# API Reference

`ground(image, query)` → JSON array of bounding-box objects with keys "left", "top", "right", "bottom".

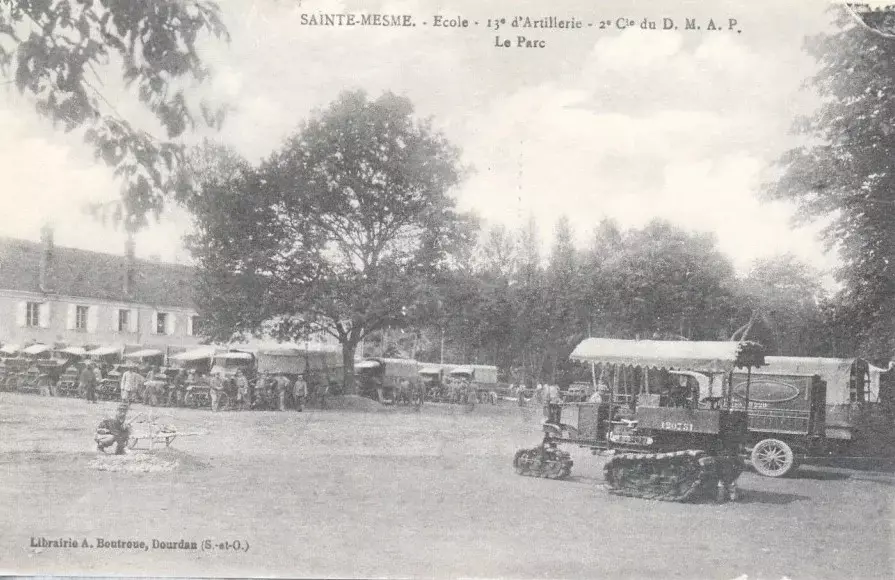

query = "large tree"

[
  {"left": 767, "top": 6, "right": 895, "bottom": 361},
  {"left": 598, "top": 220, "right": 739, "bottom": 341},
  {"left": 510, "top": 216, "right": 552, "bottom": 384},
  {"left": 1, "top": 0, "right": 229, "bottom": 230},
  {"left": 735, "top": 254, "right": 830, "bottom": 356},
  {"left": 544, "top": 216, "right": 586, "bottom": 384},
  {"left": 186, "top": 90, "right": 473, "bottom": 390}
]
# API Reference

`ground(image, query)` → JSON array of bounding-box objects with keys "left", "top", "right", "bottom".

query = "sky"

[{"left": 0, "top": 0, "right": 851, "bottom": 278}]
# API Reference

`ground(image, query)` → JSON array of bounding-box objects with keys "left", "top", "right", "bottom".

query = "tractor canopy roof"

[{"left": 570, "top": 338, "right": 765, "bottom": 373}]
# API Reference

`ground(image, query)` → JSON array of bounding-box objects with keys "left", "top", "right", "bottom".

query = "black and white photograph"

[{"left": 0, "top": 0, "right": 894, "bottom": 578}]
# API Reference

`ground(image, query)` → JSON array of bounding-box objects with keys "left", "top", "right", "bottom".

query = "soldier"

[
  {"left": 588, "top": 381, "right": 610, "bottom": 404},
  {"left": 80, "top": 361, "right": 98, "bottom": 404},
  {"left": 92, "top": 362, "right": 103, "bottom": 383},
  {"left": 293, "top": 372, "right": 308, "bottom": 411},
  {"left": 119, "top": 366, "right": 144, "bottom": 403},
  {"left": 665, "top": 375, "right": 691, "bottom": 408},
  {"left": 209, "top": 373, "right": 224, "bottom": 412},
  {"left": 168, "top": 369, "right": 187, "bottom": 407},
  {"left": 274, "top": 373, "right": 290, "bottom": 411},
  {"left": 235, "top": 369, "right": 250, "bottom": 411},
  {"left": 95, "top": 399, "right": 132, "bottom": 455},
  {"left": 397, "top": 377, "right": 411, "bottom": 405},
  {"left": 544, "top": 383, "right": 562, "bottom": 424}
]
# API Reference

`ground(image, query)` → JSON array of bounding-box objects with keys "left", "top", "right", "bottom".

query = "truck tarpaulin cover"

[
  {"left": 86, "top": 346, "right": 120, "bottom": 357},
  {"left": 123, "top": 348, "right": 163, "bottom": 359},
  {"left": 257, "top": 349, "right": 342, "bottom": 374},
  {"left": 355, "top": 360, "right": 382, "bottom": 370},
  {"left": 22, "top": 344, "right": 51, "bottom": 356},
  {"left": 570, "top": 338, "right": 749, "bottom": 373},
  {"left": 170, "top": 346, "right": 219, "bottom": 362},
  {"left": 758, "top": 357, "right": 864, "bottom": 405}
]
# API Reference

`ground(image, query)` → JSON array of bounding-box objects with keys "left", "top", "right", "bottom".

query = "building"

[{"left": 0, "top": 228, "right": 201, "bottom": 352}]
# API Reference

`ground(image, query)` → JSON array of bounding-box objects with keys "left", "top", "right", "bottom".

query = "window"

[
  {"left": 156, "top": 312, "right": 168, "bottom": 335},
  {"left": 118, "top": 309, "right": 130, "bottom": 333},
  {"left": 189, "top": 316, "right": 202, "bottom": 337},
  {"left": 26, "top": 302, "right": 41, "bottom": 327},
  {"left": 75, "top": 306, "right": 89, "bottom": 331},
  {"left": 850, "top": 370, "right": 870, "bottom": 403}
]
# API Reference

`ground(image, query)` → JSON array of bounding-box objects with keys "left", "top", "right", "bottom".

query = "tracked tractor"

[{"left": 513, "top": 339, "right": 765, "bottom": 502}]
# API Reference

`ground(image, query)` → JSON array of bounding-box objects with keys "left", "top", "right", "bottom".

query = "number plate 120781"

[{"left": 660, "top": 421, "right": 694, "bottom": 432}]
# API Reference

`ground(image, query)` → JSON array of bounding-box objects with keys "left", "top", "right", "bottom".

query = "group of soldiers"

[
  {"left": 217, "top": 371, "right": 312, "bottom": 412},
  {"left": 75, "top": 361, "right": 338, "bottom": 413},
  {"left": 418, "top": 376, "right": 475, "bottom": 404}
]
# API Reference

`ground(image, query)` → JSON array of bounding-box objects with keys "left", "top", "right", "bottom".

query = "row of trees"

[{"left": 362, "top": 216, "right": 836, "bottom": 385}]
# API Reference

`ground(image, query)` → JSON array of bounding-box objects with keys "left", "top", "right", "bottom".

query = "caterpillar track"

[
  {"left": 513, "top": 446, "right": 573, "bottom": 479},
  {"left": 603, "top": 450, "right": 744, "bottom": 502}
]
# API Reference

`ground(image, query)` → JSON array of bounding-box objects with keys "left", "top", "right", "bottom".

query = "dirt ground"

[{"left": 0, "top": 392, "right": 892, "bottom": 579}]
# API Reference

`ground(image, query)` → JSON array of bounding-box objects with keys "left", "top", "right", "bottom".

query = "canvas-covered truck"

[
  {"left": 514, "top": 338, "right": 766, "bottom": 502},
  {"left": 256, "top": 344, "right": 342, "bottom": 383},
  {"left": 419, "top": 365, "right": 445, "bottom": 397},
  {"left": 17, "top": 343, "right": 55, "bottom": 395},
  {"left": 726, "top": 370, "right": 827, "bottom": 477},
  {"left": 356, "top": 358, "right": 419, "bottom": 404},
  {"left": 210, "top": 350, "right": 256, "bottom": 380},
  {"left": 256, "top": 343, "right": 344, "bottom": 407},
  {"left": 743, "top": 357, "right": 895, "bottom": 462},
  {"left": 445, "top": 365, "right": 499, "bottom": 404}
]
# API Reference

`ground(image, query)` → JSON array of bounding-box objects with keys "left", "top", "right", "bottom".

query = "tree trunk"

[{"left": 341, "top": 340, "right": 358, "bottom": 394}]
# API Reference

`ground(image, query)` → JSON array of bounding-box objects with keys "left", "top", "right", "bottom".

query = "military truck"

[{"left": 355, "top": 358, "right": 419, "bottom": 404}]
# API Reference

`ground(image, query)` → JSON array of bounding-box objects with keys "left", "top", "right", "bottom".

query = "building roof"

[{"left": 0, "top": 236, "right": 196, "bottom": 309}]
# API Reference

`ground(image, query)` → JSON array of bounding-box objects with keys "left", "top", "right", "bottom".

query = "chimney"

[
  {"left": 39, "top": 225, "right": 54, "bottom": 292},
  {"left": 124, "top": 234, "right": 136, "bottom": 297}
]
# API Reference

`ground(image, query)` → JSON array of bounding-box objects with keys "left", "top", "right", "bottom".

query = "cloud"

[
  {"left": 454, "top": 8, "right": 834, "bottom": 273},
  {"left": 0, "top": 0, "right": 838, "bottom": 276}
]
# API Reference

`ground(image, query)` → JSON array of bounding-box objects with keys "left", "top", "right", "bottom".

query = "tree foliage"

[
  {"left": 767, "top": 6, "right": 895, "bottom": 360},
  {"left": 591, "top": 220, "right": 739, "bottom": 342},
  {"left": 186, "top": 90, "right": 473, "bottom": 389},
  {"left": 0, "top": 0, "right": 229, "bottom": 231},
  {"left": 737, "top": 254, "right": 830, "bottom": 356},
  {"left": 404, "top": 217, "right": 826, "bottom": 385}
]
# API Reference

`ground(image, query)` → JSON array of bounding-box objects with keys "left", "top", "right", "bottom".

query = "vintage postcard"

[{"left": 0, "top": 0, "right": 893, "bottom": 578}]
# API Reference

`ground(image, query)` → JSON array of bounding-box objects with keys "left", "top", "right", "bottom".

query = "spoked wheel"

[{"left": 751, "top": 439, "right": 796, "bottom": 478}]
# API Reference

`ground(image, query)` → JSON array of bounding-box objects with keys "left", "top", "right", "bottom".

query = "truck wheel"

[{"left": 751, "top": 438, "right": 796, "bottom": 477}]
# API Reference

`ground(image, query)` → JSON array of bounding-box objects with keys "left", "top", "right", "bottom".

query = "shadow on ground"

[{"left": 735, "top": 489, "right": 811, "bottom": 505}]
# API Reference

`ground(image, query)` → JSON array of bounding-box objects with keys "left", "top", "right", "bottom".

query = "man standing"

[
  {"left": 119, "top": 366, "right": 144, "bottom": 403},
  {"left": 293, "top": 373, "right": 307, "bottom": 411},
  {"left": 544, "top": 383, "right": 563, "bottom": 425},
  {"left": 80, "top": 362, "right": 97, "bottom": 404},
  {"left": 273, "top": 373, "right": 289, "bottom": 411},
  {"left": 235, "top": 369, "right": 250, "bottom": 411},
  {"left": 209, "top": 373, "right": 224, "bottom": 412},
  {"left": 168, "top": 369, "right": 187, "bottom": 407}
]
